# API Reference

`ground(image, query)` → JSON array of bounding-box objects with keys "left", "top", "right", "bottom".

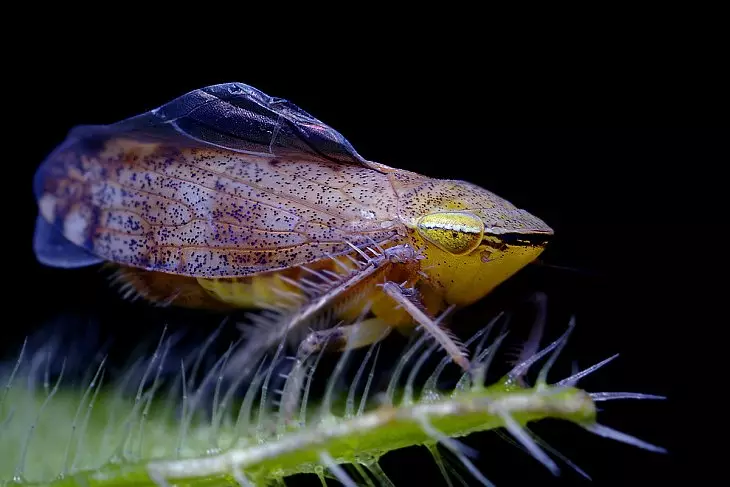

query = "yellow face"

[{"left": 398, "top": 179, "right": 553, "bottom": 306}]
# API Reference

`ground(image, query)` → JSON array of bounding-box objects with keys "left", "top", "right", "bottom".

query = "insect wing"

[
  {"left": 33, "top": 83, "right": 399, "bottom": 276},
  {"left": 33, "top": 215, "right": 104, "bottom": 268},
  {"left": 34, "top": 82, "right": 372, "bottom": 213},
  {"left": 64, "top": 82, "right": 368, "bottom": 164}
]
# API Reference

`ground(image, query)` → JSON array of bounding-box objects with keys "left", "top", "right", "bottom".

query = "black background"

[{"left": 4, "top": 36, "right": 721, "bottom": 486}]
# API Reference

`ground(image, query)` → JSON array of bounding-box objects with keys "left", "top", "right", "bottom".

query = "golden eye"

[{"left": 417, "top": 211, "right": 484, "bottom": 255}]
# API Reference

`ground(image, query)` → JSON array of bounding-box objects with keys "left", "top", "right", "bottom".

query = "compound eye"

[{"left": 417, "top": 211, "right": 484, "bottom": 255}]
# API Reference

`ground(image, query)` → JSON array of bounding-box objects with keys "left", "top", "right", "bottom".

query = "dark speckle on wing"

[{"left": 35, "top": 138, "right": 403, "bottom": 277}]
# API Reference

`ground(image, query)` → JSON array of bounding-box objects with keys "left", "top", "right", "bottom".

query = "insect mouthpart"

[{"left": 486, "top": 232, "right": 553, "bottom": 248}]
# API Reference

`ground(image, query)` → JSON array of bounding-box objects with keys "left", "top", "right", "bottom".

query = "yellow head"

[{"left": 396, "top": 178, "right": 553, "bottom": 307}]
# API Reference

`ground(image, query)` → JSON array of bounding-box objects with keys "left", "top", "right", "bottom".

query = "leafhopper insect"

[{"left": 33, "top": 82, "right": 553, "bottom": 372}]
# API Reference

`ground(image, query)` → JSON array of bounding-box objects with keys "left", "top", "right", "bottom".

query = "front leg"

[
  {"left": 380, "top": 282, "right": 470, "bottom": 372},
  {"left": 301, "top": 282, "right": 471, "bottom": 372}
]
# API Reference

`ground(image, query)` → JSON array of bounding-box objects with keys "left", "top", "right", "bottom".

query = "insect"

[{"left": 33, "top": 82, "right": 553, "bottom": 372}]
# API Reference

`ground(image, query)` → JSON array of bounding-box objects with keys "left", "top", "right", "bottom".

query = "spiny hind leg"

[
  {"left": 297, "top": 318, "right": 394, "bottom": 356},
  {"left": 380, "top": 281, "right": 470, "bottom": 372}
]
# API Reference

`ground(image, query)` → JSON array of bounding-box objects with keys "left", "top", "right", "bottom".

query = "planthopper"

[{"left": 32, "top": 82, "right": 553, "bottom": 373}]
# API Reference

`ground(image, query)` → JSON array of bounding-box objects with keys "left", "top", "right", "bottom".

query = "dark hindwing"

[{"left": 67, "top": 82, "right": 372, "bottom": 164}]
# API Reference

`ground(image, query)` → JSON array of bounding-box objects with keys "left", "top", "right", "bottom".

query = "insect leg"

[
  {"left": 227, "top": 244, "right": 418, "bottom": 376},
  {"left": 297, "top": 318, "right": 394, "bottom": 355},
  {"left": 380, "top": 282, "right": 470, "bottom": 372}
]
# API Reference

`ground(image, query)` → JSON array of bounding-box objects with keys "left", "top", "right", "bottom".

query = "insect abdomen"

[
  {"left": 196, "top": 272, "right": 302, "bottom": 309},
  {"left": 108, "top": 266, "right": 231, "bottom": 309},
  {"left": 109, "top": 264, "right": 303, "bottom": 310}
]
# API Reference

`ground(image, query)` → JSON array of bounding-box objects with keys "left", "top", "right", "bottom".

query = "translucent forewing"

[{"left": 33, "top": 83, "right": 408, "bottom": 276}]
